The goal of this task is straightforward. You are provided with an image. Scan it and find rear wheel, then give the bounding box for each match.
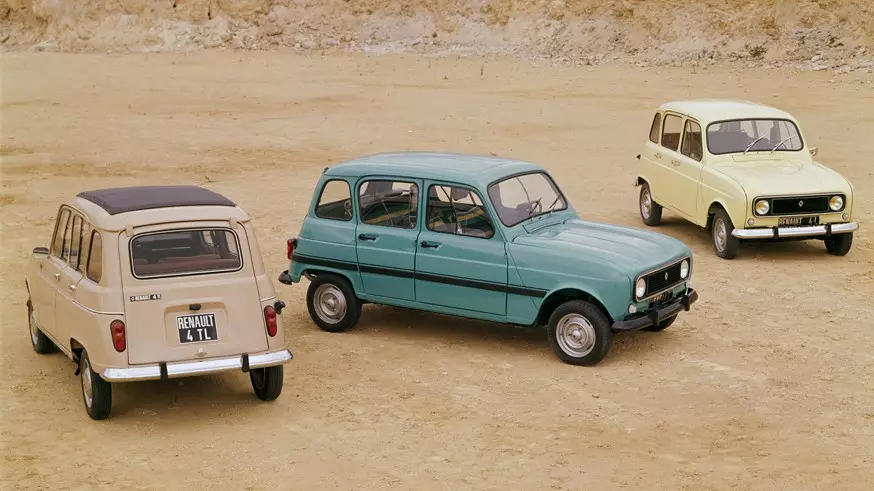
[546,300,613,366]
[639,182,662,226]
[79,350,112,420]
[250,365,284,401]
[824,232,853,256]
[28,301,55,354]
[306,273,362,332]
[712,208,739,259]
[643,314,677,332]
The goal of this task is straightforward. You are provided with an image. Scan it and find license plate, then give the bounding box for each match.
[778,216,819,227]
[176,313,218,344]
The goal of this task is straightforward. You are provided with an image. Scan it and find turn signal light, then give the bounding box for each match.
[286,238,297,260]
[264,305,278,337]
[110,320,126,352]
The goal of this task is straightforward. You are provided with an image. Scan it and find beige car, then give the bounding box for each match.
[25,185,293,420]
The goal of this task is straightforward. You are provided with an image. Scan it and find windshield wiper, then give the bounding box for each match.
[769,136,794,153]
[546,196,562,214]
[743,136,766,154]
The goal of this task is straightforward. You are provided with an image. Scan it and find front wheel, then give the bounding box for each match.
[28,301,55,354]
[306,273,362,332]
[712,208,739,259]
[639,182,663,226]
[250,365,284,401]
[824,232,853,256]
[79,350,112,420]
[546,300,613,366]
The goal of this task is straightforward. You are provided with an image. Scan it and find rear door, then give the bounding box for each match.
[120,221,269,365]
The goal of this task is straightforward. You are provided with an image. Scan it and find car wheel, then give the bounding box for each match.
[639,182,662,226]
[250,365,284,401]
[306,273,362,332]
[79,349,112,420]
[824,232,853,256]
[546,300,613,366]
[712,208,739,259]
[27,300,55,354]
[643,314,677,332]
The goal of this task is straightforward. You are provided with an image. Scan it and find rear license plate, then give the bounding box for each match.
[778,216,819,227]
[176,313,218,344]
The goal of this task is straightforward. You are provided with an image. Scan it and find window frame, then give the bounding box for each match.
[128,227,244,280]
[356,178,420,230]
[486,170,570,228]
[425,183,496,240]
[680,118,704,162]
[648,112,662,144]
[69,214,84,270]
[85,230,103,284]
[314,178,354,222]
[50,207,71,259]
[660,112,684,152]
[705,118,805,155]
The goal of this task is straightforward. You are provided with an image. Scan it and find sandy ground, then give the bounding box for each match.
[1,51,873,490]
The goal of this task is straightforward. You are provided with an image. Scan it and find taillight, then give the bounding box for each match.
[110,320,126,352]
[286,238,296,260]
[264,305,278,337]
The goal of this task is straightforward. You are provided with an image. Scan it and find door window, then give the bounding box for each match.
[648,113,662,143]
[426,185,495,239]
[661,114,683,151]
[69,215,84,269]
[51,209,71,258]
[358,180,419,229]
[315,179,353,221]
[60,212,74,261]
[86,231,103,283]
[680,120,703,161]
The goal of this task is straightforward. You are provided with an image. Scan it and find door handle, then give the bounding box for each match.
[358,234,377,241]
[420,241,440,249]
[654,152,662,159]
[53,273,61,280]
[68,284,76,292]
[671,159,680,166]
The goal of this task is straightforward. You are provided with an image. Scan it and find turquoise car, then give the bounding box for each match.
[279,152,698,365]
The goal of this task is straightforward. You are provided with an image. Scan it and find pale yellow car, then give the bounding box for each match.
[24,186,293,419]
[634,99,858,259]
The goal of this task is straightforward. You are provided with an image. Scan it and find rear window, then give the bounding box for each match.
[130,228,242,279]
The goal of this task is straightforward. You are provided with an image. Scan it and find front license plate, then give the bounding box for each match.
[176,313,218,344]
[778,216,819,227]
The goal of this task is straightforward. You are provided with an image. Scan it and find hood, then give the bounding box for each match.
[711,156,851,198]
[512,219,691,274]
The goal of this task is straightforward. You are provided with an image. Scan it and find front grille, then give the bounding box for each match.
[770,196,829,215]
[643,260,684,298]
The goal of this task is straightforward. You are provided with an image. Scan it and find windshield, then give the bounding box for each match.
[487,172,568,227]
[707,119,803,155]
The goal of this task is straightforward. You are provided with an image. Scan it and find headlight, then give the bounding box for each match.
[754,199,770,215]
[829,195,844,211]
[680,259,689,279]
[635,277,646,299]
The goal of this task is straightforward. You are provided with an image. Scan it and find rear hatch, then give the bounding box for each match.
[120,221,269,365]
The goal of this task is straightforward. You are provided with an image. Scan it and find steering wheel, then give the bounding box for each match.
[343,199,353,218]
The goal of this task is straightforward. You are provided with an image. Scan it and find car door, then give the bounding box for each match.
[30,207,70,338]
[415,182,508,316]
[354,178,422,301]
[641,111,672,205]
[52,210,87,351]
[673,118,706,218]
[657,112,692,214]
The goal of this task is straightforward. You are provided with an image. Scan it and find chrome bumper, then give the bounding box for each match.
[101,349,293,382]
[732,221,858,239]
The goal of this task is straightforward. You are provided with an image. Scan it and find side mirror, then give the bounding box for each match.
[809,147,818,157]
[32,247,49,256]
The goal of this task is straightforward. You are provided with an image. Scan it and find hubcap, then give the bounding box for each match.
[81,357,93,408]
[640,188,652,218]
[714,218,727,252]
[29,309,39,345]
[314,284,347,324]
[556,313,597,358]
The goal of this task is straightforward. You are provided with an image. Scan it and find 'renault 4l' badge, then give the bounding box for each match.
[130,293,162,302]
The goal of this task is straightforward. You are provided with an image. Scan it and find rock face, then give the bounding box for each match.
[1,0,872,68]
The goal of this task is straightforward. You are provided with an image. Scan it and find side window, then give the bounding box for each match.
[86,231,103,283]
[358,180,418,229]
[661,114,683,151]
[61,212,74,261]
[315,180,353,221]
[648,113,662,143]
[426,185,495,239]
[51,209,71,257]
[77,220,93,275]
[69,215,84,269]
[681,120,703,161]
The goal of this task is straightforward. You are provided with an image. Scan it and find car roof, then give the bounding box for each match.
[658,99,797,126]
[323,151,545,186]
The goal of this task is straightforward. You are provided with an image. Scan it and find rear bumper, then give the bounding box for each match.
[611,288,698,332]
[101,349,293,382]
[732,221,857,239]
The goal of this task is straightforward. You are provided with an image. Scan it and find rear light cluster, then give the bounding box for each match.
[110,320,126,352]
[264,306,278,337]
[286,238,297,260]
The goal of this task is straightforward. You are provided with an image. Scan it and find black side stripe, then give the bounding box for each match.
[292,253,548,298]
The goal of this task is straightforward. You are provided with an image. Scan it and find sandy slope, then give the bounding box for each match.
[1,51,873,490]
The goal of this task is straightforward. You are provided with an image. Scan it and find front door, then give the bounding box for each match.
[31,207,71,336]
[654,112,687,211]
[672,118,706,218]
[354,178,422,301]
[415,182,508,316]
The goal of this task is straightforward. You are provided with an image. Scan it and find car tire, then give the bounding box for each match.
[643,314,677,332]
[712,208,739,259]
[306,273,362,333]
[250,365,284,401]
[27,300,55,354]
[546,300,613,366]
[79,349,112,420]
[639,182,662,227]
[824,232,853,256]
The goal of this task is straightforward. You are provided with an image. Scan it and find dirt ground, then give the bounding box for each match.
[1,51,873,490]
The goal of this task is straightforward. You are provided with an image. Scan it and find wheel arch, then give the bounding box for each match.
[70,338,85,362]
[301,267,363,297]
[536,287,614,327]
[706,199,735,230]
